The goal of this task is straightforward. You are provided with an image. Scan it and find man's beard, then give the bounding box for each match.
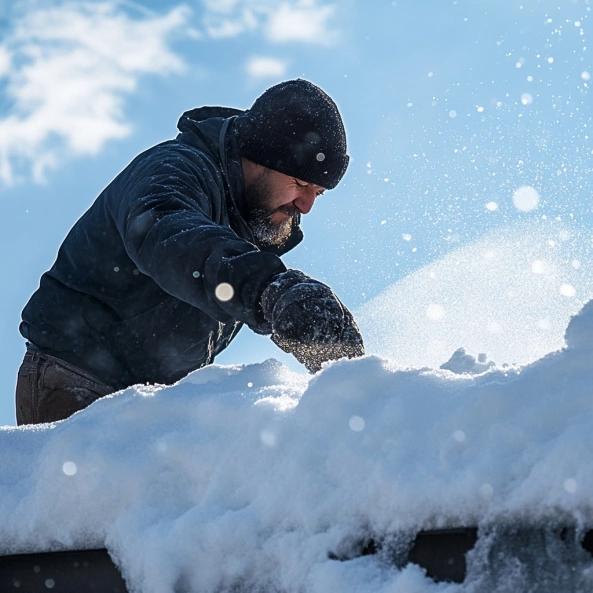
[244,172,298,248]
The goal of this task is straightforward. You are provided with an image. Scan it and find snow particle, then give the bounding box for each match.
[572,259,582,270]
[453,430,466,443]
[485,201,499,211]
[526,75,534,82]
[215,283,234,302]
[512,185,540,212]
[247,381,254,388]
[515,58,525,69]
[380,219,387,225]
[260,430,277,447]
[448,110,457,119]
[44,578,55,589]
[547,56,554,64]
[113,266,120,273]
[426,303,446,321]
[520,93,533,106]
[582,71,591,81]
[62,461,77,476]
[476,105,485,113]
[402,233,412,241]
[559,283,576,297]
[316,152,325,162]
[531,259,547,274]
[537,318,551,331]
[349,415,365,432]
[192,271,201,278]
[558,229,571,242]
[563,478,577,493]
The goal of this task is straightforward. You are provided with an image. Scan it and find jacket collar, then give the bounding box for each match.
[176,107,303,256]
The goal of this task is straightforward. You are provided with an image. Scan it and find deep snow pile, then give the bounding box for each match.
[2,302,593,592]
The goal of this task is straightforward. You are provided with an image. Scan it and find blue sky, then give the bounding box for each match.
[1,0,592,424]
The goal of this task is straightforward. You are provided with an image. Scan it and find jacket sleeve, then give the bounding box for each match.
[109,145,286,329]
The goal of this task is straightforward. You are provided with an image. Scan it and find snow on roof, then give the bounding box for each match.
[2,301,593,592]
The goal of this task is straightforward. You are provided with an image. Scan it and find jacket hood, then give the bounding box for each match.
[175,106,303,256]
[177,106,245,131]
[176,106,244,155]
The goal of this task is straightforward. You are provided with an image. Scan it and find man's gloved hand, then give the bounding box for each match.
[260,270,365,372]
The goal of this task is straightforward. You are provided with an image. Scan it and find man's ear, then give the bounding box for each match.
[241,158,262,186]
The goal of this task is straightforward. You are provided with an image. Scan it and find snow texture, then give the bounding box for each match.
[359,220,593,369]
[2,301,593,592]
[440,348,496,375]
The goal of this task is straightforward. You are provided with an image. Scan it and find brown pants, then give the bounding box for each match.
[15,346,115,425]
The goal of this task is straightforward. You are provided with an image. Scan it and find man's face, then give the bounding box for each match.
[243,165,326,248]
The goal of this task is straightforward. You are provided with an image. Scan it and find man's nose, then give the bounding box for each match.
[293,192,316,214]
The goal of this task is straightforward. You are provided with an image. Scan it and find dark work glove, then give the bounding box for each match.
[260,270,365,372]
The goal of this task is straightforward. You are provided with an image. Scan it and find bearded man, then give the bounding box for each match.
[16,79,364,425]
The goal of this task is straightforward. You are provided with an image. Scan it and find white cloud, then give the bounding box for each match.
[199,0,338,45]
[246,56,288,80]
[0,2,189,186]
[0,47,11,77]
[201,0,241,13]
[204,8,257,39]
[0,1,340,186]
[264,2,337,45]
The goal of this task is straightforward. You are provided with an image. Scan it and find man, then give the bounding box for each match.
[16,79,364,425]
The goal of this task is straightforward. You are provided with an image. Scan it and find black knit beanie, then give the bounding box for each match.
[234,79,349,189]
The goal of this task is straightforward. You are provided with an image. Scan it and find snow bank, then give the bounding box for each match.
[2,301,593,592]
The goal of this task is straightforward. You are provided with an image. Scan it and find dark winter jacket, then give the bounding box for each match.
[20,107,303,389]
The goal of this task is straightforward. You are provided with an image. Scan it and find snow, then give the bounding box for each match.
[425,303,446,321]
[440,348,495,374]
[215,282,234,301]
[520,93,533,106]
[1,298,593,591]
[512,185,539,211]
[358,220,593,368]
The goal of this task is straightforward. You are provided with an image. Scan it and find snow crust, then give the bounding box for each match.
[2,301,593,592]
[440,348,496,375]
